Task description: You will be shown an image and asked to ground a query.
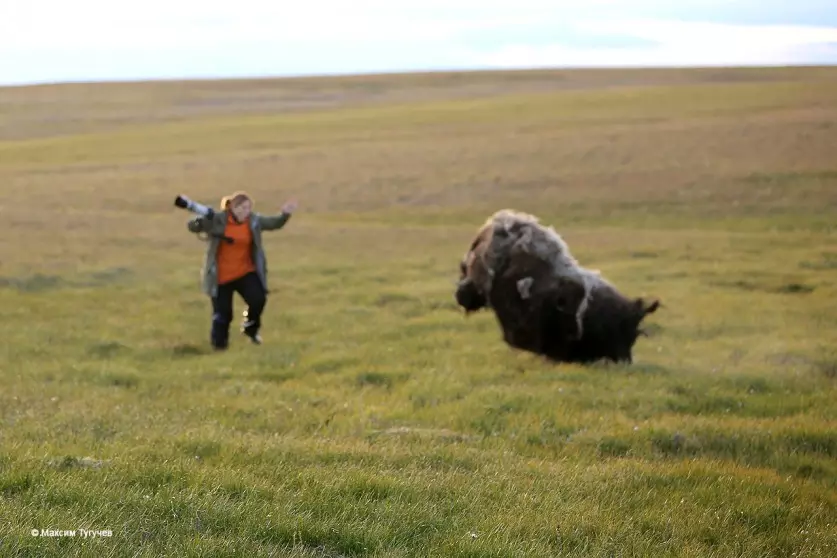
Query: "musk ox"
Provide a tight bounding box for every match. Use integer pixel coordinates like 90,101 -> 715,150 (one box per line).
455,209 -> 660,364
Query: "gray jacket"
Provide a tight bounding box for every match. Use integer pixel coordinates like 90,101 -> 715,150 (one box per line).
187,210 -> 291,297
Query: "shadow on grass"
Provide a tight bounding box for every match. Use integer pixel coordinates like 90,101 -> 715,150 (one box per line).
648,428 -> 837,482
799,252 -> 837,271
815,359 -> 837,379
171,343 -> 209,357
0,267 -> 133,293
708,278 -> 816,295
355,371 -> 410,390
97,372 -> 140,389
585,361 -> 670,376
87,341 -> 130,358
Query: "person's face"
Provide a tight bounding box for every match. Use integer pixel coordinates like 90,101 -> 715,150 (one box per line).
231,199 -> 252,222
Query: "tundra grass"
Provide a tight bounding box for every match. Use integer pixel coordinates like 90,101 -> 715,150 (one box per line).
1,67 -> 836,557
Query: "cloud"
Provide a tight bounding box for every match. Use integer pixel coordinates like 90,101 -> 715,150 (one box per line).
472,20 -> 837,68
2,1 -> 836,85
580,19 -> 837,48
0,8 -> 533,50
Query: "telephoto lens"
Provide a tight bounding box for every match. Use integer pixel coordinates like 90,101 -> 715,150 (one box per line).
173,195 -> 214,218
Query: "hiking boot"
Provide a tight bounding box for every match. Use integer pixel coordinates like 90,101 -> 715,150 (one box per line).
241,321 -> 262,345
244,331 -> 262,345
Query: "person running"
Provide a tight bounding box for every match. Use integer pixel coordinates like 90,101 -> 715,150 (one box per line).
186,190 -> 297,350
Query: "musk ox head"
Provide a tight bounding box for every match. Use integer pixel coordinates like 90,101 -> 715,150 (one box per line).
454,218 -> 495,313
454,209 -> 661,365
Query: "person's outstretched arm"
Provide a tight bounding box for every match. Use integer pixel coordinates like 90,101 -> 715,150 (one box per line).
259,199 -> 297,231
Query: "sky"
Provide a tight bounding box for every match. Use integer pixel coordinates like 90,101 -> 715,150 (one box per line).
1,0 -> 836,85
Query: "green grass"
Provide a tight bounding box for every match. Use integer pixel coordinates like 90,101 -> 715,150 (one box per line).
1,67 -> 837,557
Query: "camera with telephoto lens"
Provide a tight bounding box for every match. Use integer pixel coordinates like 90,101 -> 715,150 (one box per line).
174,194 -> 235,244
174,194 -> 215,219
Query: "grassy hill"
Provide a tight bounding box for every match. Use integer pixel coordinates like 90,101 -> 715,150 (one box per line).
1,66 -> 836,557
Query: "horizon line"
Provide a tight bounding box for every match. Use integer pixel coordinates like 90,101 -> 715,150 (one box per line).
2,62 -> 835,90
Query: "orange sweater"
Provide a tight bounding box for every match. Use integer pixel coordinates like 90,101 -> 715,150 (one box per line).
216,214 -> 255,285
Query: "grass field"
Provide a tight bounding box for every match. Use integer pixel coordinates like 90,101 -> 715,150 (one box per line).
2,66 -> 837,557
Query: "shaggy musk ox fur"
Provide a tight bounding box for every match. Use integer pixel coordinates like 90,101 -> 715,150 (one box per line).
455,209 -> 660,364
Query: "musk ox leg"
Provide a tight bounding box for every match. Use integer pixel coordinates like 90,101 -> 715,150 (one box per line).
522,277 -> 587,363
537,309 -> 578,363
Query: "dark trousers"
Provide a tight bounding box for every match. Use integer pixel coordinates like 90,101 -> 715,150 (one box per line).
211,271 -> 266,348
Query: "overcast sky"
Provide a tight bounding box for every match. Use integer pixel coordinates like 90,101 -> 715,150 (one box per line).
1,0 -> 836,85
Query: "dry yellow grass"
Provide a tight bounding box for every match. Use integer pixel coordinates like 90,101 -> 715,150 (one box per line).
1,67 -> 836,557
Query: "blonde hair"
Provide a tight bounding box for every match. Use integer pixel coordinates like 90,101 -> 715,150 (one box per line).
220,191 -> 254,210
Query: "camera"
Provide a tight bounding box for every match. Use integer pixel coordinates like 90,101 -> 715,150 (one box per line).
175,194 -> 235,244
174,194 -> 214,218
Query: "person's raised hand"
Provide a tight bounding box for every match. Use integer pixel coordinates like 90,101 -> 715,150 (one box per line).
282,199 -> 298,214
